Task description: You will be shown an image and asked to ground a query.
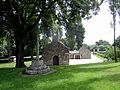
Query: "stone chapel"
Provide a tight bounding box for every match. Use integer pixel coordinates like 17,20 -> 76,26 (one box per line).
42,36 -> 69,66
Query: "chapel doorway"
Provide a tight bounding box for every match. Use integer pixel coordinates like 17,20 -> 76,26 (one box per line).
53,56 -> 59,65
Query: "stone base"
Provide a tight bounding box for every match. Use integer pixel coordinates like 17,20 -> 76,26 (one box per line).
24,60 -> 51,75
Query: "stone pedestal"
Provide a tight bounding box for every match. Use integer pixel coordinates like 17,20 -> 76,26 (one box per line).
24,60 -> 51,75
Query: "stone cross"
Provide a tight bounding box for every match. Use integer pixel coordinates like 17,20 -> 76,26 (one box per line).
53,35 -> 59,42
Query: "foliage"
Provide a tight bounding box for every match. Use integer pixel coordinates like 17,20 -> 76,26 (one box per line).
40,37 -> 51,49
90,40 -> 110,52
1,0 -> 104,67
109,0 -> 120,13
96,53 -> 106,59
65,31 -> 76,50
0,37 -> 7,48
75,22 -> 85,49
104,46 -> 120,60
0,34 -> 15,57
64,21 -> 85,50
95,40 -> 110,46
108,0 -> 120,62
24,27 -> 38,58
0,47 -> 7,58
114,35 -> 120,48
98,45 -> 110,51
82,44 -> 90,49
1,62 -> 120,90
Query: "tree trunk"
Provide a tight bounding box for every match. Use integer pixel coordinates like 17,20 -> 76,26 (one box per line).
15,37 -> 26,68
36,32 -> 39,60
113,0 -> 117,62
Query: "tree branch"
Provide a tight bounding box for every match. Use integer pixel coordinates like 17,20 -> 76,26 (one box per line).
46,0 -> 58,10
30,0 -> 58,30
27,0 -> 38,21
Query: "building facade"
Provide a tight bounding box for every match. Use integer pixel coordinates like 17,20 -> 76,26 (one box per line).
42,40 -> 69,66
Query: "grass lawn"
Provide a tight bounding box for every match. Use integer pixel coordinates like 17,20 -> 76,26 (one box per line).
0,61 -> 120,90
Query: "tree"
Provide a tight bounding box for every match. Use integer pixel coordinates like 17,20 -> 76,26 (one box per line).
114,35 -> 120,48
109,0 -> 120,62
75,22 -> 85,50
1,0 -> 104,67
90,40 -> 110,53
63,21 -> 85,50
1,0 -> 58,67
65,31 -> 76,50
95,40 -> 110,46
25,27 -> 37,59
105,46 -> 120,60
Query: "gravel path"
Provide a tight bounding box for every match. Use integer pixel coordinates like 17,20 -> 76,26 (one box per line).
69,54 -> 103,65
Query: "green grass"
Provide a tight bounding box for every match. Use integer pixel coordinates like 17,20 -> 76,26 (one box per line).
96,54 -> 105,60
0,62 -> 120,90
96,53 -> 120,63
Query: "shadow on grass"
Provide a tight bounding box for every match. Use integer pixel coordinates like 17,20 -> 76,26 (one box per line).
59,62 -> 120,74
0,62 -> 120,78
43,73 -> 120,90
0,66 -> 74,90
0,62 -> 120,90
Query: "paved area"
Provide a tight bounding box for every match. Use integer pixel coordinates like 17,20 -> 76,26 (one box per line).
69,54 -> 103,65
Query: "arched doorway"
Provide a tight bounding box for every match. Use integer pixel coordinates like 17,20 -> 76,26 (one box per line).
53,56 -> 59,65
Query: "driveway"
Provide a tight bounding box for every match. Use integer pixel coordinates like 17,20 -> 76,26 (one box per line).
69,54 -> 103,65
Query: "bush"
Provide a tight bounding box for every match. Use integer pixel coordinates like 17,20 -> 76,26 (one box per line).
96,53 -> 105,58
104,46 -> 120,60
0,47 -> 8,58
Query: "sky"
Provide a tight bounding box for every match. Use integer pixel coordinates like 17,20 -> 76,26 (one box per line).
83,0 -> 120,45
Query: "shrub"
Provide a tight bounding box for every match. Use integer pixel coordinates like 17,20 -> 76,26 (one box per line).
104,46 -> 120,60
96,53 -> 105,58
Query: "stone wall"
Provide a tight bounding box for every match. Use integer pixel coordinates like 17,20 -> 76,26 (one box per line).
42,41 -> 69,66
79,47 -> 91,59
